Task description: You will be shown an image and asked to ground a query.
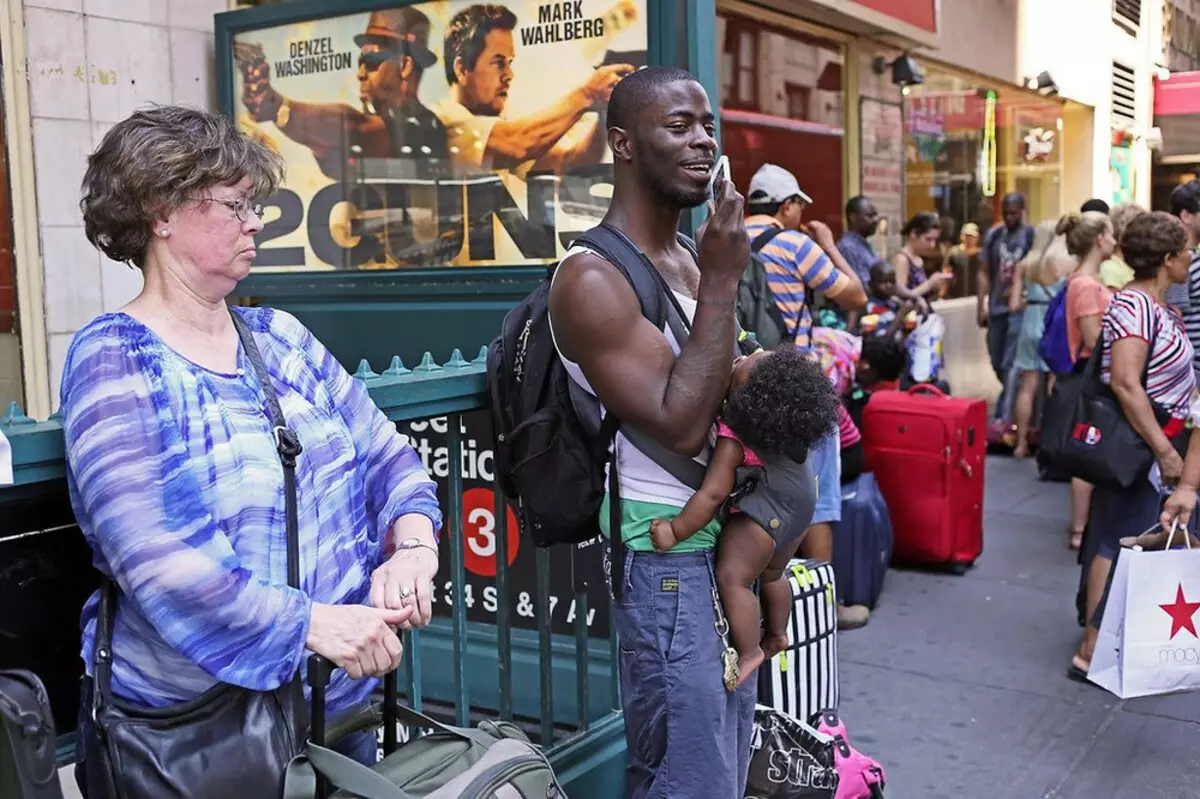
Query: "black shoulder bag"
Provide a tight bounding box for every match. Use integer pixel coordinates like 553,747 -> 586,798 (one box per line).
86,311 -> 308,798
1040,303 -> 1185,491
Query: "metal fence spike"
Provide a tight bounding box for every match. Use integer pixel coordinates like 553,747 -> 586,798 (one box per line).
384,356 -> 411,376
353,359 -> 378,380
1,401 -> 34,426
414,352 -> 440,373
445,348 -> 468,369
473,346 -> 488,364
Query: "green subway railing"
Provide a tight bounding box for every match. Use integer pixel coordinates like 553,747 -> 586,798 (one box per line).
1,347 -> 626,796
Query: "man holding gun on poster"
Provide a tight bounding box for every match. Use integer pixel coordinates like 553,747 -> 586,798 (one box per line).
436,2 -> 636,176
238,7 -> 449,179
238,7 -> 452,267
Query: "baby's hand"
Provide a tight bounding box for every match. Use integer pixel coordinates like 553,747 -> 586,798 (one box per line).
649,519 -> 677,552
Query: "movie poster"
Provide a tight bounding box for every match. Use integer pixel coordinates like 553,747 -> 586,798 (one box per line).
232,0 -> 646,271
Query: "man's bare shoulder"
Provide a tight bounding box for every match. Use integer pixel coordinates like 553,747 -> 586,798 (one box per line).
550,249 -> 637,313
549,249 -> 647,359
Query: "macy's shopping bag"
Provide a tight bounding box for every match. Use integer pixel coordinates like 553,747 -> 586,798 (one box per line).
745,706 -> 838,799
1089,526 -> 1200,699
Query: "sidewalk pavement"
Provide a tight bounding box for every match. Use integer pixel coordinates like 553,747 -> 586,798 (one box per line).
58,457 -> 1200,799
837,455 -> 1200,799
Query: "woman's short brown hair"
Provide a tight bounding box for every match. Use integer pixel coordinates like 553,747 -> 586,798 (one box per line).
1121,211 -> 1188,280
81,105 -> 283,267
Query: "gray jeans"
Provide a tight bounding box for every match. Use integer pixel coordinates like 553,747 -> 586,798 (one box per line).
987,309 -> 1024,421
609,547 -> 756,798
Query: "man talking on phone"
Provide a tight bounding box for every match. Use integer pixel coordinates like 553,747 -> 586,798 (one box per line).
549,66 -> 756,798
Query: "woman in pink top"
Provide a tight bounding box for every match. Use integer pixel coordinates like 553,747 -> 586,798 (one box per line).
1059,211 -> 1118,550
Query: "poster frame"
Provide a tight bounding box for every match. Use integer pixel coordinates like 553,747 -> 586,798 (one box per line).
214,0 -> 671,280
857,95 -> 905,255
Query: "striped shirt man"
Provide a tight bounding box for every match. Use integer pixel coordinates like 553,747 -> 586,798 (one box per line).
745,215 -> 856,351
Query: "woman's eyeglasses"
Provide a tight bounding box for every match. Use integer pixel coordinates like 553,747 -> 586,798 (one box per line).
194,196 -> 264,222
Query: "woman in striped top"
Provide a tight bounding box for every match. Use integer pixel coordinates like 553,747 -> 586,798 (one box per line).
67,107 -> 442,792
1070,211 -> 1195,683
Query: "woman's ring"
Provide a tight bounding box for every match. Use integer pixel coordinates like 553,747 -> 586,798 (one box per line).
399,588 -> 413,599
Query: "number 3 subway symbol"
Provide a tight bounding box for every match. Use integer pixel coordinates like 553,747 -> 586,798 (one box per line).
461,487 -> 519,578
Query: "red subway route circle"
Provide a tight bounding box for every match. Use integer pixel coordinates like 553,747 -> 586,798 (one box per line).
461,487 -> 519,577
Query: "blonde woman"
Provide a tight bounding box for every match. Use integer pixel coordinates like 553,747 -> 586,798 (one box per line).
1060,211 -> 1119,550
1098,203 -> 1146,290
1009,222 -> 1071,458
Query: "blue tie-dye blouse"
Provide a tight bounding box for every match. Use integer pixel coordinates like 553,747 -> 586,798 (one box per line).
60,306 -> 442,711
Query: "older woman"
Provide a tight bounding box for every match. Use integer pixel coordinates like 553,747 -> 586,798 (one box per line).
1070,211 -> 1194,682
65,106 -> 442,794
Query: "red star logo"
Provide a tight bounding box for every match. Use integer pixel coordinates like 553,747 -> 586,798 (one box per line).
1159,585 -> 1200,640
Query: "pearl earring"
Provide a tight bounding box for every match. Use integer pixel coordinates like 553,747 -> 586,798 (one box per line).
159,228 -> 169,237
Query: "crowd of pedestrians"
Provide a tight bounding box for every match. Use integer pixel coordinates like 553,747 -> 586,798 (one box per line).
35,58 -> 1200,799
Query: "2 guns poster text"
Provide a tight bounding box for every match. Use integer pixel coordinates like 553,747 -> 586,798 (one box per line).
232,0 -> 646,271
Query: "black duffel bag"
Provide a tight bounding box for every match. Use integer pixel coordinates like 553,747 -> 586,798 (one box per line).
1039,316 -> 1185,491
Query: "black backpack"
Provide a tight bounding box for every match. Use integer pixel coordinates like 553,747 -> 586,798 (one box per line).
736,226 -> 790,349
488,224 -> 724,552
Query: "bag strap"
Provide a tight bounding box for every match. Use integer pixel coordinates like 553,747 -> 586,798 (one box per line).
1089,291 -> 1159,391
231,310 -> 304,590
285,745 -> 413,799
92,309 -> 305,721
750,226 -> 785,253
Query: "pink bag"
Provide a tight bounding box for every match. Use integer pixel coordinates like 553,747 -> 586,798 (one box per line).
814,711 -> 886,799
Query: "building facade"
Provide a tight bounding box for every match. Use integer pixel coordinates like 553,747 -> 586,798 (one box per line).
0,0 -> 1175,418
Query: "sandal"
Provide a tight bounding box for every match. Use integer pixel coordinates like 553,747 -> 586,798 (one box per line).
1066,654 -> 1091,683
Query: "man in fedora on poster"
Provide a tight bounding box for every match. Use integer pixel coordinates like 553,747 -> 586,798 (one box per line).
240,7 -> 449,178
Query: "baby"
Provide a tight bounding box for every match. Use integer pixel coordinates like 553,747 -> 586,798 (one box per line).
649,347 -> 840,690
858,260 -> 920,340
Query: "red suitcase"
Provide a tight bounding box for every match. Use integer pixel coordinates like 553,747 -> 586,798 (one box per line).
862,384 -> 986,572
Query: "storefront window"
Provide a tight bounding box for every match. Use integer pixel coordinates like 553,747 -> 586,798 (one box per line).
903,69 -> 1064,300
717,13 -> 845,234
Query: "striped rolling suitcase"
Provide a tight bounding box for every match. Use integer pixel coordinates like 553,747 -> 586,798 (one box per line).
757,560 -> 839,722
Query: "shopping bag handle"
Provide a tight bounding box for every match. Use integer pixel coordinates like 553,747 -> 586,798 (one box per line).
906,383 -> 945,398
1165,520 -> 1192,550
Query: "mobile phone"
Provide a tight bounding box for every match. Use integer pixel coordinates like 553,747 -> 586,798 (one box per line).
707,155 -> 730,201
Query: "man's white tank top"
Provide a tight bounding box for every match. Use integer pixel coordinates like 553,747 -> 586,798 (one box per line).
548,246 -> 710,509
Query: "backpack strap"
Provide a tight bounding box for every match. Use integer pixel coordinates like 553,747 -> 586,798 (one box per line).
572,225 -> 713,601
750,226 -> 785,252
677,231 -> 764,356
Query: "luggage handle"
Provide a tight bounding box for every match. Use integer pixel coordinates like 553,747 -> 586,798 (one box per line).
305,654 -> 482,799
906,383 -> 946,399
308,655 -> 475,751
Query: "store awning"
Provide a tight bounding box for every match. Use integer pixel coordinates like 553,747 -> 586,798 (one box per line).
766,0 -> 939,49
1154,72 -> 1200,162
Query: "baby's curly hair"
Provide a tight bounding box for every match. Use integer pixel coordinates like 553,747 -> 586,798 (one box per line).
861,338 -> 907,382
724,347 -> 840,463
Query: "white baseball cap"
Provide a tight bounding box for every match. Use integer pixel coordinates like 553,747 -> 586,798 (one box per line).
748,163 -> 813,205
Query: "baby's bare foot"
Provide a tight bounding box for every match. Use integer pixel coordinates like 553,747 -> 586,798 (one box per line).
761,634 -> 789,660
735,649 -> 766,688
